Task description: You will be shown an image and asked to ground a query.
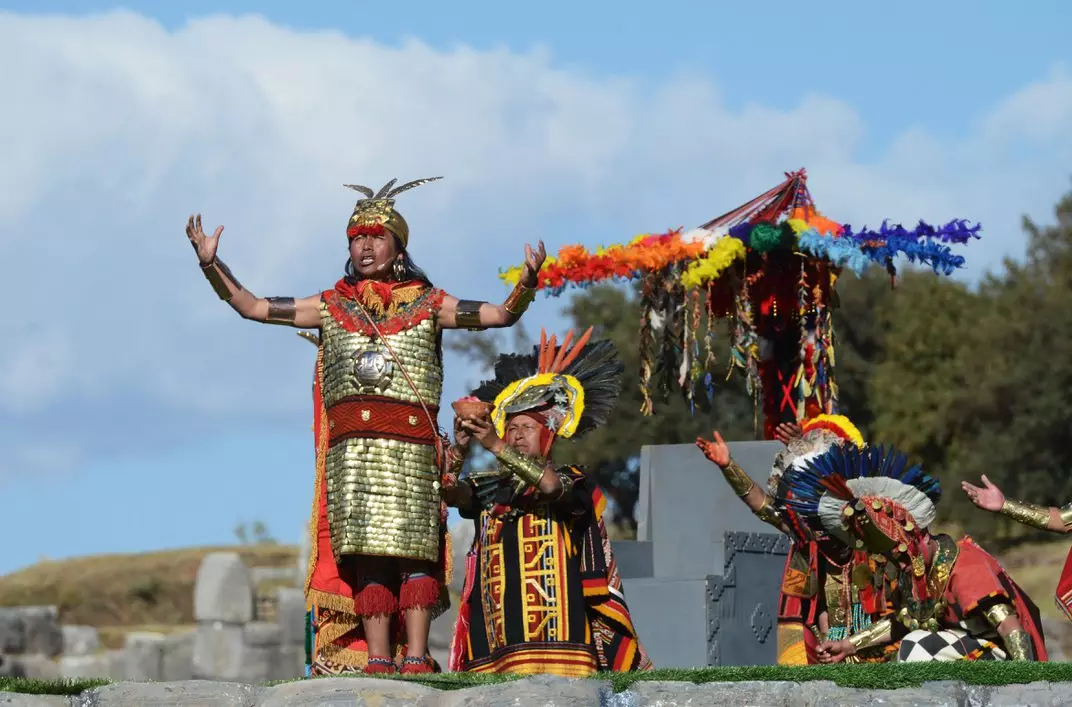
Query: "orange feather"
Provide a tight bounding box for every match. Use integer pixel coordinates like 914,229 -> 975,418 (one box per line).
557,326 -> 593,371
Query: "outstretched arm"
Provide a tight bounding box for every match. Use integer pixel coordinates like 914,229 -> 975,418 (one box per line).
696,431 -> 788,533
187,214 -> 321,328
439,241 -> 546,330
962,475 -> 1072,534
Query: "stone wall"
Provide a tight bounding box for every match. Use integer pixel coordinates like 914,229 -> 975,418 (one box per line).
5,675 -> 1072,706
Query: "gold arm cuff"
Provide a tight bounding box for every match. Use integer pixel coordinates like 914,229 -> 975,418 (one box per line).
495,445 -> 547,487
721,460 -> 756,497
454,299 -> 484,330
1000,498 -> 1052,531
503,281 -> 536,317
201,258 -> 241,301
265,296 -> 297,325
1002,629 -> 1035,661
446,445 -> 465,474
1060,503 -> 1072,529
847,618 -> 892,652
983,602 -> 1014,629
754,496 -> 783,528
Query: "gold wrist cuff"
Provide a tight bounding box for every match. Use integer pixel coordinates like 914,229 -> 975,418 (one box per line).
1000,498 -> 1052,531
503,281 -> 536,316
495,445 -> 546,487
1002,629 -> 1035,661
983,602 -> 1014,629
454,299 -> 484,330
1060,503 -> 1072,529
847,618 -> 892,652
201,258 -> 241,301
722,460 -> 756,497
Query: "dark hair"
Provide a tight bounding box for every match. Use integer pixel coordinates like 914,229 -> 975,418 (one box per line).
344,236 -> 434,288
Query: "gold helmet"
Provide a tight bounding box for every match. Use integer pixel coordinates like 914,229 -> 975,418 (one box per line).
344,176 -> 442,248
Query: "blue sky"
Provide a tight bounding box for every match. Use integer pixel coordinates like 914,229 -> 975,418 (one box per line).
0,1 -> 1070,575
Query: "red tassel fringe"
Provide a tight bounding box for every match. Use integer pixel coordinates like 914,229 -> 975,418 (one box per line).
354,583 -> 398,617
399,574 -> 440,610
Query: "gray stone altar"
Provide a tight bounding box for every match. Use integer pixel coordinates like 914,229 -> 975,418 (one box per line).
610,440 -> 791,668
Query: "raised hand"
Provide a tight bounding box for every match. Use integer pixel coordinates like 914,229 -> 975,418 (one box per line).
774,422 -> 803,445
961,474 -> 1006,512
453,414 -> 473,448
185,213 -> 224,265
520,241 -> 547,287
696,430 -> 731,468
460,415 -> 505,455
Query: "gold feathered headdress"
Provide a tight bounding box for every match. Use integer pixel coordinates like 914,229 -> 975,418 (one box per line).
344,176 -> 442,248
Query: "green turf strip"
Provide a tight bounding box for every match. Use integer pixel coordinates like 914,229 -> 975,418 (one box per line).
6,662 -> 1072,695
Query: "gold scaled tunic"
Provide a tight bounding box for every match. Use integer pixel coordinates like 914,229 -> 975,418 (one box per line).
318,290 -> 444,563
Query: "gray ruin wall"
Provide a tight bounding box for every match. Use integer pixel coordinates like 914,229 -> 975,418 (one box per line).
609,440 -> 791,668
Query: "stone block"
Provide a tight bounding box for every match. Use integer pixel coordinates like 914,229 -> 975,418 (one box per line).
62,625 -> 101,656
80,680 -> 261,706
238,622 -> 282,684
59,653 -> 110,679
0,610 -> 25,654
624,680 -> 794,707
275,643 -> 305,681
619,577 -> 712,668
0,694 -> 71,707
611,540 -> 653,579
257,677 -> 439,707
161,631 -> 195,682
194,552 -> 254,623
275,588 -> 306,646
638,442 -> 781,579
16,607 -> 63,658
449,521 -> 474,594
987,681 -> 1062,707
192,622 -> 245,681
244,622 -> 282,647
11,654 -> 59,680
123,631 -> 165,682
102,649 -> 126,681
0,652 -> 23,678
441,674 -> 613,707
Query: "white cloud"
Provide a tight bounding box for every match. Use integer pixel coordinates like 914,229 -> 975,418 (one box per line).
0,10 -> 1070,474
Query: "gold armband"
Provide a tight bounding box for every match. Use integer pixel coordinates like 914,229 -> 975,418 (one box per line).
721,460 -> 756,497
503,281 -> 536,317
495,445 -> 547,487
847,618 -> 892,652
1060,503 -> 1072,529
454,300 -> 484,330
1002,629 -> 1035,661
201,258 -> 242,301
265,297 -> 297,325
754,496 -> 783,528
1000,498 -> 1052,531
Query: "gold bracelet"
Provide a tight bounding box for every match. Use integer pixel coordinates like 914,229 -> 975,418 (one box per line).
847,618 -> 892,652
495,445 -> 547,487
201,258 -> 242,301
1002,629 -> 1035,661
1060,503 -> 1072,529
983,603 -> 1014,629
1000,498 -> 1052,531
721,460 -> 756,497
503,281 -> 536,316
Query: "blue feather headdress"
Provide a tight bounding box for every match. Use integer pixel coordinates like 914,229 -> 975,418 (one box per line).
776,444 -> 942,548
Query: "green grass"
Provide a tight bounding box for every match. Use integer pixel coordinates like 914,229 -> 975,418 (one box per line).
7,662 -> 1072,695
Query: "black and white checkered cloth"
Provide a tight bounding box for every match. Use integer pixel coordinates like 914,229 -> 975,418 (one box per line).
897,628 -> 1006,662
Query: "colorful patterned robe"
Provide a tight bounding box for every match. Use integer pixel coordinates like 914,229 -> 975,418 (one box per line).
448,466 -> 652,676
